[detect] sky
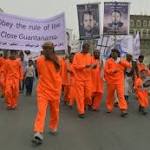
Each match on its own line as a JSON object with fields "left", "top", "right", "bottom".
{"left": 0, "top": 0, "right": 150, "bottom": 37}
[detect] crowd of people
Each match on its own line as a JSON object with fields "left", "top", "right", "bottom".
{"left": 0, "top": 42, "right": 150, "bottom": 145}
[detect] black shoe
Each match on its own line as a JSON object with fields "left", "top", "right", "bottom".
{"left": 78, "top": 114, "right": 85, "bottom": 118}
{"left": 106, "top": 110, "right": 112, "bottom": 113}
{"left": 88, "top": 105, "right": 93, "bottom": 111}
{"left": 11, "top": 107, "right": 17, "bottom": 110}
{"left": 32, "top": 133, "right": 43, "bottom": 145}
{"left": 141, "top": 108, "right": 147, "bottom": 115}
{"left": 92, "top": 109, "right": 99, "bottom": 112}
{"left": 7, "top": 106, "right": 12, "bottom": 110}
{"left": 121, "top": 111, "right": 128, "bottom": 117}
{"left": 32, "top": 137, "right": 42, "bottom": 146}
{"left": 125, "top": 95, "right": 129, "bottom": 102}
{"left": 139, "top": 105, "right": 142, "bottom": 112}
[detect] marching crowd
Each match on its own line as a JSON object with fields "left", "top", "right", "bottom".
{"left": 0, "top": 41, "right": 150, "bottom": 144}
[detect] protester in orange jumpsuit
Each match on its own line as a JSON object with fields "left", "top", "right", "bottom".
{"left": 32, "top": 42, "right": 62, "bottom": 144}
{"left": 148, "top": 64, "right": 150, "bottom": 71}
{"left": 65, "top": 56, "right": 71, "bottom": 104}
{"left": 133, "top": 63, "right": 149, "bottom": 115}
{"left": 16, "top": 51, "right": 25, "bottom": 93}
{"left": 67, "top": 53, "right": 76, "bottom": 108}
{"left": 137, "top": 55, "right": 150, "bottom": 76}
{"left": 137, "top": 55, "right": 150, "bottom": 102}
{"left": 137, "top": 55, "right": 146, "bottom": 72}
{"left": 90, "top": 50, "right": 104, "bottom": 111}
{"left": 0, "top": 54, "right": 4, "bottom": 70}
{"left": 4, "top": 50, "right": 23, "bottom": 110}
{"left": 104, "top": 49, "right": 130, "bottom": 117}
{"left": 72, "top": 43, "right": 96, "bottom": 118}
{"left": 0, "top": 52, "right": 9, "bottom": 97}
{"left": 118, "top": 54, "right": 132, "bottom": 103}
{"left": 0, "top": 53, "right": 4, "bottom": 96}
{"left": 110, "top": 52, "right": 132, "bottom": 106}
{"left": 61, "top": 56, "right": 70, "bottom": 104}
{"left": 60, "top": 57, "right": 65, "bottom": 86}
{"left": 148, "top": 64, "right": 150, "bottom": 96}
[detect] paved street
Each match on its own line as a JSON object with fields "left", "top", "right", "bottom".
{"left": 0, "top": 88, "right": 150, "bottom": 150}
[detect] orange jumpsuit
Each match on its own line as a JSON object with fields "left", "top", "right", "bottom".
{"left": 16, "top": 58, "right": 24, "bottom": 91}
{"left": 34, "top": 56, "right": 62, "bottom": 133}
{"left": 118, "top": 59, "right": 132, "bottom": 94}
{"left": 137, "top": 62, "right": 150, "bottom": 75}
{"left": 134, "top": 77, "right": 149, "bottom": 108}
{"left": 104, "top": 58, "right": 130, "bottom": 112}
{"left": 73, "top": 52, "right": 93, "bottom": 115}
{"left": 4, "top": 58, "right": 23, "bottom": 109}
{"left": 137, "top": 62, "right": 146, "bottom": 72}
{"left": 137, "top": 62, "right": 150, "bottom": 99}
{"left": 0, "top": 57, "right": 5, "bottom": 95}
{"left": 91, "top": 57, "right": 104, "bottom": 110}
{"left": 0, "top": 56, "right": 4, "bottom": 73}
{"left": 68, "top": 64, "right": 76, "bottom": 107}
{"left": 61, "top": 57, "right": 70, "bottom": 103}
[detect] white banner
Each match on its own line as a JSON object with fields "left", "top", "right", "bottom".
{"left": 0, "top": 13, "right": 66, "bottom": 52}
{"left": 133, "top": 32, "right": 141, "bottom": 60}
{"left": 97, "top": 35, "right": 133, "bottom": 59}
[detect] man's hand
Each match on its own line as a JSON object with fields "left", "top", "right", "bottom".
{"left": 112, "top": 68, "right": 119, "bottom": 73}
{"left": 85, "top": 64, "right": 91, "bottom": 68}
{"left": 85, "top": 64, "right": 97, "bottom": 69}
{"left": 91, "top": 64, "right": 97, "bottom": 69}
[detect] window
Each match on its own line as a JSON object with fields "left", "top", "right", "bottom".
{"left": 143, "top": 20, "right": 147, "bottom": 27}
{"left": 136, "top": 20, "right": 141, "bottom": 27}
{"left": 130, "top": 20, "right": 134, "bottom": 27}
{"left": 148, "top": 20, "right": 150, "bottom": 27}
{"left": 143, "top": 29, "right": 147, "bottom": 34}
{"left": 130, "top": 29, "right": 134, "bottom": 34}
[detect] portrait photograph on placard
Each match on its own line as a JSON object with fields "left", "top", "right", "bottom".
{"left": 103, "top": 2, "right": 129, "bottom": 35}
{"left": 77, "top": 3, "right": 100, "bottom": 40}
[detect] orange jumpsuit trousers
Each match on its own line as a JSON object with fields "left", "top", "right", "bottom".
{"left": 33, "top": 55, "right": 62, "bottom": 133}
{"left": 134, "top": 77, "right": 149, "bottom": 108}
{"left": 4, "top": 59, "right": 23, "bottom": 109}
{"left": 73, "top": 52, "right": 93, "bottom": 115}
{"left": 61, "top": 57, "right": 70, "bottom": 103}
{"left": 104, "top": 58, "right": 128, "bottom": 112}
{"left": 91, "top": 58, "right": 104, "bottom": 110}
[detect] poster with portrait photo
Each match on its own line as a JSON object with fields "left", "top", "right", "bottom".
{"left": 103, "top": 2, "right": 130, "bottom": 35}
{"left": 77, "top": 3, "right": 100, "bottom": 40}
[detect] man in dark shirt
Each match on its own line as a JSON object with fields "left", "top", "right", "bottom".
{"left": 79, "top": 11, "right": 99, "bottom": 39}
{"left": 108, "top": 10, "right": 123, "bottom": 30}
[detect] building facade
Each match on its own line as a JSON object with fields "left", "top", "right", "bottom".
{"left": 130, "top": 15, "right": 150, "bottom": 56}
